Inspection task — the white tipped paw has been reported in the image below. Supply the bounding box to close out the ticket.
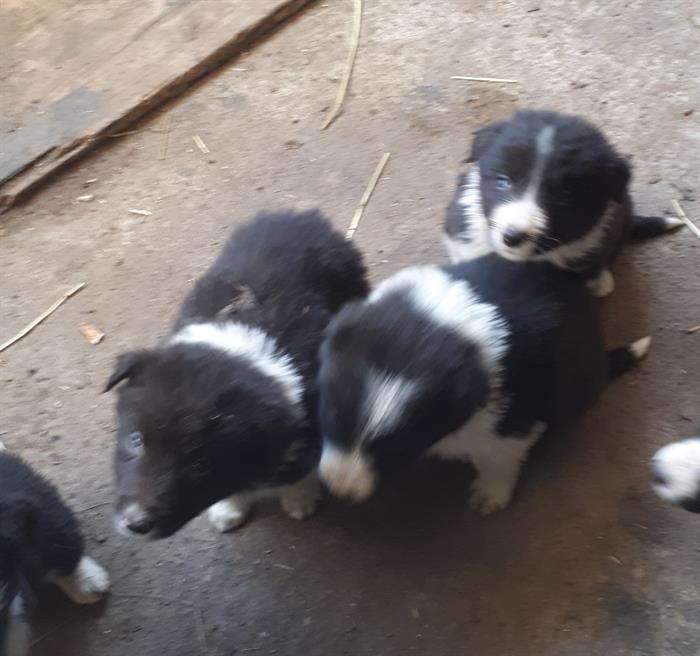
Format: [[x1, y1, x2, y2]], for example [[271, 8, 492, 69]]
[[587, 269, 615, 298], [469, 479, 514, 515], [207, 498, 249, 533], [56, 556, 110, 604], [281, 477, 323, 520]]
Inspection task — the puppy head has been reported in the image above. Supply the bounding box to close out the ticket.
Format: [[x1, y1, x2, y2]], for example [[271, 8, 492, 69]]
[[651, 437, 700, 513], [106, 334, 306, 538], [469, 110, 630, 261], [317, 271, 492, 501]]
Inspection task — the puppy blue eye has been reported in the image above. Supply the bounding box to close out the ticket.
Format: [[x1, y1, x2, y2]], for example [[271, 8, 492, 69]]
[[129, 431, 144, 451], [496, 174, 512, 190]]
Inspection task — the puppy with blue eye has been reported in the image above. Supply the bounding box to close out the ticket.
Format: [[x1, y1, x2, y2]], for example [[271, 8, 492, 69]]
[[444, 109, 683, 297], [106, 210, 368, 538], [317, 256, 650, 512]]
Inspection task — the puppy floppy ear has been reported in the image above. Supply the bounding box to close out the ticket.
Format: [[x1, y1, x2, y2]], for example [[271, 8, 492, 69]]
[[604, 153, 631, 203], [465, 120, 507, 163], [104, 350, 153, 392]]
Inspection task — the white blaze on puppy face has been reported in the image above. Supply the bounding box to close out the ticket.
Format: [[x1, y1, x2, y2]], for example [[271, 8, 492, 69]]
[[490, 125, 555, 259], [652, 438, 700, 504], [361, 370, 418, 442], [319, 445, 376, 501]]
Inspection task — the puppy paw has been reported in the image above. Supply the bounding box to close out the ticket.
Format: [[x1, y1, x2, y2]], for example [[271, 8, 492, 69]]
[[469, 479, 514, 515], [587, 269, 615, 298], [0, 441, 6, 452], [281, 476, 322, 520], [55, 556, 110, 604], [207, 497, 250, 533]]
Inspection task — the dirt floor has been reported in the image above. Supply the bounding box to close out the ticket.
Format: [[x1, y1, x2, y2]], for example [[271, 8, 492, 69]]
[[1, 1, 699, 655]]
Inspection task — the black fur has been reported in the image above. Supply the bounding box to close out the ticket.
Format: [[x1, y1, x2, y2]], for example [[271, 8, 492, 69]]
[[0, 449, 85, 655], [107, 210, 368, 538], [321, 293, 491, 469], [444, 109, 676, 280], [319, 256, 645, 491]]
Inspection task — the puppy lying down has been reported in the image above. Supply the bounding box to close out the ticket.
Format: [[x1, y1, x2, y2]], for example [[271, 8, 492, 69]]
[[317, 256, 650, 512], [106, 211, 368, 538], [444, 109, 683, 297]]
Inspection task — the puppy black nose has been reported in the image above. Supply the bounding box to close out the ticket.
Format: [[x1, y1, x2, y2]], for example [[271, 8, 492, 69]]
[[127, 515, 155, 535], [122, 505, 155, 535], [650, 460, 666, 487], [503, 228, 527, 248]]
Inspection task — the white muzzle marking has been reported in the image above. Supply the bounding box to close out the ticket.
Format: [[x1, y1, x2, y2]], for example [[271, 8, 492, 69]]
[[490, 199, 546, 259], [319, 445, 377, 502]]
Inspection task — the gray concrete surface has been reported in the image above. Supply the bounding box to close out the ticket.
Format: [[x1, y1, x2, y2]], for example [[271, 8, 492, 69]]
[[1, 1, 699, 655]]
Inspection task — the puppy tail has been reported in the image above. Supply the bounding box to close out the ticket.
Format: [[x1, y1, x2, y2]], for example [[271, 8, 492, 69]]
[[608, 336, 652, 379], [629, 215, 684, 240]]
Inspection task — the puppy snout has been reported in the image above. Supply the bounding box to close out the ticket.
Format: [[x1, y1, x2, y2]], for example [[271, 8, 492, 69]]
[[117, 503, 155, 535], [319, 446, 376, 502], [502, 228, 527, 248], [650, 459, 667, 487]]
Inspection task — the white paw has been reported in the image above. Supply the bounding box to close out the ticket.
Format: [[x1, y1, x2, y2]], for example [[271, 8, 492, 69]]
[[469, 478, 514, 515], [207, 498, 249, 533], [587, 269, 615, 298], [0, 441, 6, 452], [57, 556, 110, 604], [281, 477, 323, 520]]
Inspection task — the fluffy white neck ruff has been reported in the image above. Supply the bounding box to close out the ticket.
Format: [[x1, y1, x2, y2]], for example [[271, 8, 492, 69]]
[[369, 265, 509, 374], [171, 322, 304, 409]]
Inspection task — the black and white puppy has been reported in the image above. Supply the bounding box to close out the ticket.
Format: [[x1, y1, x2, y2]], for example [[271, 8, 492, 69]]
[[318, 256, 650, 512], [0, 442, 110, 656], [106, 211, 368, 538], [444, 110, 682, 297], [651, 433, 700, 513]]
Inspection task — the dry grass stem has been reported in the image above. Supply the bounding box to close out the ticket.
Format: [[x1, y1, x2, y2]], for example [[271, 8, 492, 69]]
[[0, 283, 85, 354], [346, 152, 391, 239]]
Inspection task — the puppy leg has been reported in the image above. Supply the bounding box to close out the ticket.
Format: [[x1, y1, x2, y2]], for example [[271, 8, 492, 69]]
[[467, 433, 541, 515], [6, 592, 32, 656], [48, 556, 110, 604], [207, 494, 253, 533], [587, 268, 615, 297], [629, 215, 684, 240], [280, 473, 323, 520]]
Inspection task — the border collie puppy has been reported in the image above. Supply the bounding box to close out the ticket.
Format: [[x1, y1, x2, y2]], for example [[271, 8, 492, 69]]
[[317, 256, 650, 512], [651, 433, 700, 513], [0, 442, 110, 656], [443, 110, 682, 297], [106, 211, 368, 538]]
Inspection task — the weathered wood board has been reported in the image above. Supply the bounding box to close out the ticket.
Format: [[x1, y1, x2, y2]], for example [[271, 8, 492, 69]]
[[0, 0, 316, 214]]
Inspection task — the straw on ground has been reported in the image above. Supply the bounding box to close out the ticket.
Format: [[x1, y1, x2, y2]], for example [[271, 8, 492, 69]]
[[346, 152, 391, 240], [450, 75, 518, 83], [0, 283, 85, 354], [321, 0, 363, 130], [671, 199, 700, 239]]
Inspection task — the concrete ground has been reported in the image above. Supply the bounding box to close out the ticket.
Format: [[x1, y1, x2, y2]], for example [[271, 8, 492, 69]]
[[1, 1, 699, 655]]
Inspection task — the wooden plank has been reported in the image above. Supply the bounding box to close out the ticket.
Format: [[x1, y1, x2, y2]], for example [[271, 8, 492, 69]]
[[0, 0, 317, 214]]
